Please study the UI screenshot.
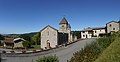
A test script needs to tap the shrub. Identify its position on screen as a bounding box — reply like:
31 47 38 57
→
69 41 100 62
36 55 59 62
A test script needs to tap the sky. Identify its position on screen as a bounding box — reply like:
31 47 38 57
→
0 0 120 34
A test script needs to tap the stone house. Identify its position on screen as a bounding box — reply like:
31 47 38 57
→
80 20 120 39
4 38 25 48
4 38 14 48
13 38 25 48
106 21 120 33
41 25 59 49
41 17 77 49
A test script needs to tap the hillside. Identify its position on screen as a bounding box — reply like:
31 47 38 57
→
3 32 38 38
94 37 120 62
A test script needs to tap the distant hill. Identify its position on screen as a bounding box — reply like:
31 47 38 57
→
3 32 38 38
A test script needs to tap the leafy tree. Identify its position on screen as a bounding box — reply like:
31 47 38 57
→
36 55 59 62
0 34 4 40
32 32 41 45
19 34 31 41
22 40 30 50
19 34 32 47
72 31 80 39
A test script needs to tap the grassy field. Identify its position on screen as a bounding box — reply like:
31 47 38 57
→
94 37 120 62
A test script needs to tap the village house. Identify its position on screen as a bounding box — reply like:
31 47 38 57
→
41 17 77 49
106 21 120 33
81 20 120 39
80 27 106 39
4 38 25 48
13 38 25 48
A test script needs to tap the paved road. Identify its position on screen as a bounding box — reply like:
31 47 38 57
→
1 38 96 62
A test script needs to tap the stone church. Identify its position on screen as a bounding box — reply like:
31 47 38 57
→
41 17 77 49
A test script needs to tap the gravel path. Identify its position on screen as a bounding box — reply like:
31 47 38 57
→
1 38 96 62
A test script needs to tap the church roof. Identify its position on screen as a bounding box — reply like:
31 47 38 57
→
40 25 58 32
68 24 71 28
59 17 68 24
106 21 118 25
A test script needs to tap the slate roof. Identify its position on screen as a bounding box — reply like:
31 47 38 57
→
68 24 71 28
13 38 25 43
59 17 68 24
81 26 105 31
106 21 118 25
4 38 14 43
40 25 58 32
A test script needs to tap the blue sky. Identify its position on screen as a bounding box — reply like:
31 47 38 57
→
0 0 120 34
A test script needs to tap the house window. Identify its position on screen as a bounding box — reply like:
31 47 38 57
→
109 24 112 27
95 30 97 33
82 31 85 33
83 35 85 37
113 28 115 30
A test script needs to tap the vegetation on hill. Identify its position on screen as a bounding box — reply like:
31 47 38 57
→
3 32 38 38
72 31 81 39
0 34 4 40
94 37 120 62
36 55 59 62
68 32 120 62
32 32 41 45
18 32 41 49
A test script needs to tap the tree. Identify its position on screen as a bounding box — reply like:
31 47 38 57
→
72 31 80 39
32 32 41 45
19 34 31 41
19 34 32 47
22 40 30 50
0 34 4 40
36 55 59 62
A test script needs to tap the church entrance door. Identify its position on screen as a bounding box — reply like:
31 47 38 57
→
47 40 50 49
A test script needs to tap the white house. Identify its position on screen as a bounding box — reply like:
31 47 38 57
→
81 28 93 39
80 27 106 39
92 27 106 37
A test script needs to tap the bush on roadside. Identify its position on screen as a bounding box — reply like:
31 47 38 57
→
36 55 59 62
